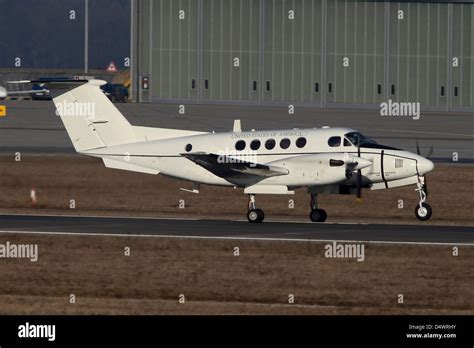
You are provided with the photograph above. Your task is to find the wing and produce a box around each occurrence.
[181,152,288,182]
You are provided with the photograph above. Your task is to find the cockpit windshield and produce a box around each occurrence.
[344,131,400,150]
[344,132,377,147]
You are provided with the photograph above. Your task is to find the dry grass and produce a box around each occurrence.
[0,155,472,314]
[0,155,473,225]
[0,234,472,314]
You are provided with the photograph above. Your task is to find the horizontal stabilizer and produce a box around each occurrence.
[103,158,159,175]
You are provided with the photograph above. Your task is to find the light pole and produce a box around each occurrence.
[84,0,89,74]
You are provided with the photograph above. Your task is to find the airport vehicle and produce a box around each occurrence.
[100,83,129,103]
[31,83,52,100]
[48,79,434,223]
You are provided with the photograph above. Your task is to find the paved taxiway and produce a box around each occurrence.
[1,101,473,161]
[0,214,472,245]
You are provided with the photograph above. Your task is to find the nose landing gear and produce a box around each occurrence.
[247,194,265,223]
[414,178,432,221]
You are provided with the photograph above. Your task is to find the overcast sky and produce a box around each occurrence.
[0,0,130,70]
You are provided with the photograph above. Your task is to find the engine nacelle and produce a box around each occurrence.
[268,153,371,186]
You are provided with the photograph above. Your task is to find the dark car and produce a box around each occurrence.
[100,83,129,103]
[30,83,52,100]
[30,77,73,100]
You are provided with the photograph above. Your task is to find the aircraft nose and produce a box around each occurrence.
[354,157,372,170]
[417,157,434,175]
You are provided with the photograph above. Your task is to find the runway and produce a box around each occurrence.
[0,214,472,245]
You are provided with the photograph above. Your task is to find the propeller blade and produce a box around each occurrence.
[426,145,434,158]
[356,169,362,199]
[415,139,434,158]
[416,139,421,155]
[356,134,363,200]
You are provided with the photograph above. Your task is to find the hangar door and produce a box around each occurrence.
[388,2,449,111]
[201,0,261,104]
[150,0,200,103]
[451,3,474,111]
[325,0,386,107]
[262,0,325,106]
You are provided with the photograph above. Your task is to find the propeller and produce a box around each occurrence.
[356,135,362,200]
[416,139,434,158]
[415,139,433,197]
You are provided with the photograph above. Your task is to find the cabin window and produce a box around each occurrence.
[296,137,307,148]
[328,136,341,147]
[185,144,192,152]
[265,139,276,150]
[235,140,246,151]
[250,139,261,150]
[280,138,291,149]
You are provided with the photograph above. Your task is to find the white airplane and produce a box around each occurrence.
[0,82,48,99]
[47,79,434,223]
[0,86,7,98]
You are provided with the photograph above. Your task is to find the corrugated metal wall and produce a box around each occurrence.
[201,0,261,103]
[388,2,449,109]
[137,0,474,111]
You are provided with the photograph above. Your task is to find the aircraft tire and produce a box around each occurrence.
[310,209,327,222]
[415,203,432,221]
[247,209,264,223]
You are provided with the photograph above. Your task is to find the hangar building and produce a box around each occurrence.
[131,0,474,112]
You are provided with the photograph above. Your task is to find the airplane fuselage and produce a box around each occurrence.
[85,127,433,189]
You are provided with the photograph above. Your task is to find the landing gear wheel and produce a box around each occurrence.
[310,209,327,222]
[415,203,432,221]
[247,209,264,223]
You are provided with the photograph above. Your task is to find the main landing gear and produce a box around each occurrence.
[247,194,265,223]
[309,193,327,222]
[414,178,432,221]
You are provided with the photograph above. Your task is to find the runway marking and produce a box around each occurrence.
[0,229,472,246]
[0,213,426,227]
[0,212,202,222]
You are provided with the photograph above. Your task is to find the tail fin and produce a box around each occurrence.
[53,80,135,152]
